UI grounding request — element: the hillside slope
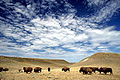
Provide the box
[0,56,72,69]
[72,52,120,67]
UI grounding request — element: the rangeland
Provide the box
[0,52,120,80]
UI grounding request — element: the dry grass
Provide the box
[0,53,120,80]
[0,67,120,80]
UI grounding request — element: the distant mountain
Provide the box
[71,52,120,67]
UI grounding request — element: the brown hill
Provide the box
[0,56,72,69]
[71,52,120,67]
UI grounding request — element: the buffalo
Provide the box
[18,69,23,72]
[34,67,42,73]
[89,67,98,73]
[84,68,92,74]
[0,67,3,72]
[48,67,50,72]
[79,67,92,74]
[79,67,86,73]
[98,67,113,75]
[23,67,33,73]
[62,67,70,72]
[3,68,9,72]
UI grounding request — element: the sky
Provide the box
[0,0,120,62]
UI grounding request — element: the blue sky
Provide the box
[0,0,120,62]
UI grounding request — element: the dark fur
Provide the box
[34,67,42,73]
[98,67,113,75]
[62,67,70,72]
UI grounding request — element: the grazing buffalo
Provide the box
[19,69,22,72]
[84,68,92,74]
[98,67,113,75]
[79,67,87,73]
[89,67,98,73]
[23,67,33,73]
[48,67,50,72]
[3,68,9,72]
[62,67,70,72]
[34,67,42,73]
[79,67,92,75]
[0,67,3,72]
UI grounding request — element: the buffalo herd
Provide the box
[0,67,9,72]
[0,66,113,75]
[79,67,113,75]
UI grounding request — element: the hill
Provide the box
[71,52,120,67]
[0,56,72,69]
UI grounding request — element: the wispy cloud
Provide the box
[87,0,120,23]
[87,0,108,6]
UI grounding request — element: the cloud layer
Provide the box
[0,0,120,62]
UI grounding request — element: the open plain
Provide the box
[0,53,120,80]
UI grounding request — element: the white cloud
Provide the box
[86,27,120,43]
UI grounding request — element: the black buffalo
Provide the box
[98,67,113,75]
[48,67,50,72]
[3,68,9,72]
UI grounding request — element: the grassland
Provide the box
[0,52,120,80]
